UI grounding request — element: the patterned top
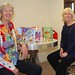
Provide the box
[0,20,24,68]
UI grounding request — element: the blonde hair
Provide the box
[62,7,75,22]
[0,3,14,14]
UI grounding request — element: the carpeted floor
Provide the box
[40,62,75,75]
[40,62,55,75]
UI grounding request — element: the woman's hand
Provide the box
[21,44,28,59]
[60,48,64,57]
[62,52,68,57]
[13,67,19,75]
[60,48,68,58]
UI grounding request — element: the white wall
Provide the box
[0,0,64,48]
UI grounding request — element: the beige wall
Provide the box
[0,0,64,48]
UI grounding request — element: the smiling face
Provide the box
[63,12,72,22]
[62,7,74,22]
[0,3,14,22]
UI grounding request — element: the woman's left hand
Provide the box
[62,52,68,57]
[21,44,28,59]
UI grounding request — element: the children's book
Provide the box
[21,27,36,44]
[42,27,53,42]
[16,27,22,35]
[32,27,41,42]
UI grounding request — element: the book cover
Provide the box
[43,27,53,42]
[22,27,35,44]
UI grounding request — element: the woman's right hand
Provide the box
[13,67,19,75]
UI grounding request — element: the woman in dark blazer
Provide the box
[47,7,75,75]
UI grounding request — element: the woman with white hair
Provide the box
[47,7,75,75]
[0,3,42,75]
